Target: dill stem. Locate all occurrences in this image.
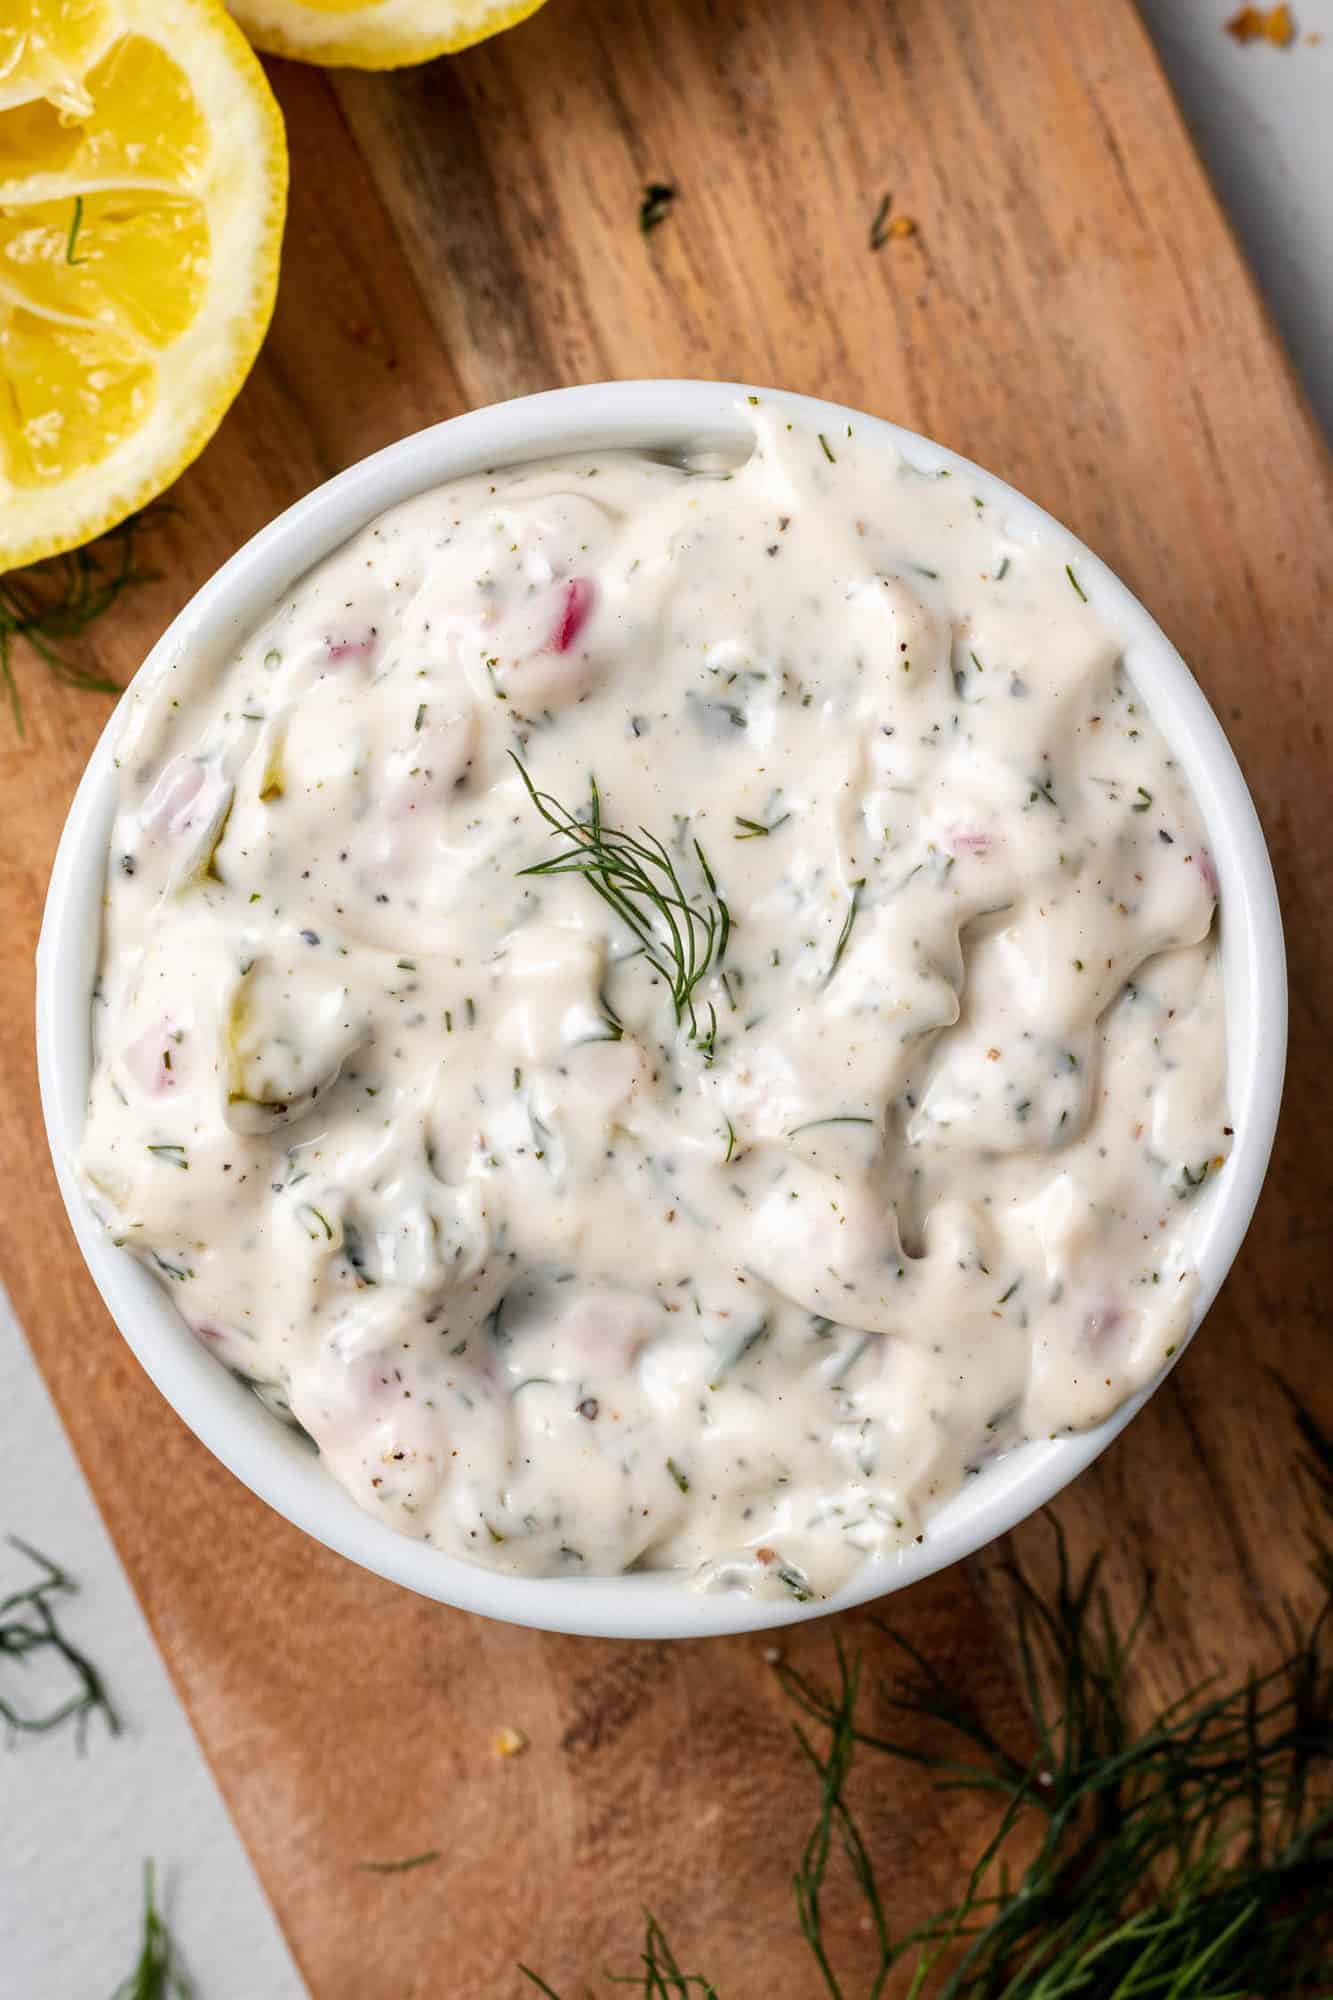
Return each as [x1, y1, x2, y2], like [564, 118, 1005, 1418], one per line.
[510, 752, 728, 1046]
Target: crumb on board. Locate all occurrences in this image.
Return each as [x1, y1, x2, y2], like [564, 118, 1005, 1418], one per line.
[1226, 4, 1295, 44]
[493, 1725, 528, 1758]
[762, 1645, 783, 1666]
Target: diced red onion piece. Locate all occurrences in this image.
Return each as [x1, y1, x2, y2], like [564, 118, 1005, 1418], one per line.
[548, 578, 596, 654]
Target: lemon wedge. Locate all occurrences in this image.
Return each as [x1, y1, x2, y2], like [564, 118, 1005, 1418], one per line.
[0, 0, 287, 569]
[227, 0, 548, 70]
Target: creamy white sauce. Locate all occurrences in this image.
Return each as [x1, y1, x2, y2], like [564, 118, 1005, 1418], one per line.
[82, 411, 1230, 1601]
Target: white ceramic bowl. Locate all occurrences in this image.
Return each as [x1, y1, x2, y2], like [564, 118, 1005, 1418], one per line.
[36, 382, 1286, 1639]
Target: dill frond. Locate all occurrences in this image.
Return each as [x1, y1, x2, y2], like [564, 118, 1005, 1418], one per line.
[110, 1861, 192, 2000]
[0, 510, 161, 736]
[521, 1394, 1333, 1997]
[789, 1638, 892, 1999]
[510, 753, 730, 1050]
[518, 1970, 564, 1998]
[520, 1912, 719, 1998]
[776, 1454, 1333, 1996]
[1, 1536, 121, 1748]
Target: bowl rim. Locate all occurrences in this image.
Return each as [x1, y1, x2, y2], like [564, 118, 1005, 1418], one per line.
[35, 378, 1287, 1639]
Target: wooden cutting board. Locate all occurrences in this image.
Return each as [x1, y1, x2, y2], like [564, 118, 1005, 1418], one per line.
[3, 1, 1332, 1992]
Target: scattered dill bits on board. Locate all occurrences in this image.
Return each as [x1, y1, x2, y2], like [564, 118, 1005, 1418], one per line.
[110, 1861, 192, 2000]
[358, 1849, 441, 1874]
[869, 191, 918, 248]
[639, 182, 677, 235]
[1, 1536, 120, 1748]
[0, 510, 160, 736]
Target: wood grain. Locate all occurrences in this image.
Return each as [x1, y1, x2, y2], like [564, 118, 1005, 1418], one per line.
[2, 0, 1331, 1992]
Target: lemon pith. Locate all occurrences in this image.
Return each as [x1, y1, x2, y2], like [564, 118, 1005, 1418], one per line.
[0, 0, 287, 570]
[226, 0, 548, 71]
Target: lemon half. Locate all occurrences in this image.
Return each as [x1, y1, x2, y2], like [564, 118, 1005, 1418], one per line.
[0, 0, 287, 570]
[228, 0, 548, 70]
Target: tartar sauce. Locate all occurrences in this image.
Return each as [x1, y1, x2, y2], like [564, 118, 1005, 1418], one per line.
[82, 411, 1230, 1601]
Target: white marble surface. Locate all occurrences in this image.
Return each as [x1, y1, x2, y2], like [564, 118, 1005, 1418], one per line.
[1137, 0, 1333, 442]
[3, 14, 1329, 1997]
[0, 1290, 304, 2000]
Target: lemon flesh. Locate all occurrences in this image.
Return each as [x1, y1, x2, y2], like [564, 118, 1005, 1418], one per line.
[0, 0, 287, 569]
[227, 0, 548, 70]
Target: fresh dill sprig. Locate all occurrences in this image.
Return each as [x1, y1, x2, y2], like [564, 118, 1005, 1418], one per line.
[1, 1535, 121, 1749]
[1, 510, 161, 736]
[510, 753, 730, 1049]
[789, 1638, 892, 1997]
[522, 1393, 1333, 1997]
[521, 1912, 719, 1998]
[111, 1861, 192, 2000]
[775, 1513, 1333, 1995]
